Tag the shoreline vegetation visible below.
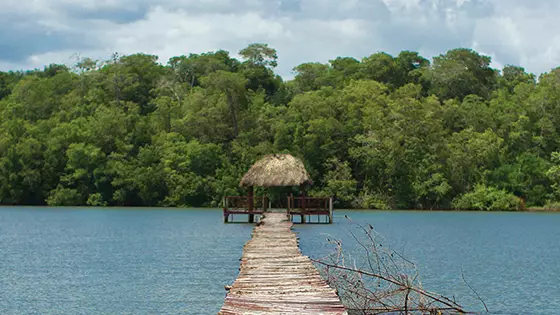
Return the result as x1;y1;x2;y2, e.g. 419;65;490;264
2;205;560;213
1;44;560;211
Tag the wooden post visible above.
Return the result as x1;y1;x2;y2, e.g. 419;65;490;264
248;186;254;223
287;195;291;221
288;194;292;212
223;197;229;223
329;197;333;224
264;196;268;212
248;186;254;211
300;183;306;212
291;194;294;210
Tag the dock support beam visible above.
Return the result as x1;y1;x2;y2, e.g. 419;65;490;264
329;197;333;224
223;197;229;223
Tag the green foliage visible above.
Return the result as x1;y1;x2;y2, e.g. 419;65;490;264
239;43;278;69
47;187;82;206
1;45;559;210
424;48;497;100
544;202;560;211
87;193;107;206
547;152;560;201
312;158;357;207
452;185;522;211
355;189;391;210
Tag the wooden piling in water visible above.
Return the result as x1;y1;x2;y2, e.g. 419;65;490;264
219;212;347;314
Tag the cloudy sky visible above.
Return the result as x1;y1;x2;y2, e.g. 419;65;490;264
1;0;559;78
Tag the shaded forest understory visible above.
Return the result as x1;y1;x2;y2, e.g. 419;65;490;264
1;44;560;210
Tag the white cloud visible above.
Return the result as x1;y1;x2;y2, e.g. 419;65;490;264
100;7;288;60
1;0;559;77
472;1;560;73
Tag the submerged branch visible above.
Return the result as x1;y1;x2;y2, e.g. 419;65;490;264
461;269;489;312
312;217;473;315
312;259;467;314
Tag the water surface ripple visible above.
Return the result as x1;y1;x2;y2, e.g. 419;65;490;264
1;208;558;314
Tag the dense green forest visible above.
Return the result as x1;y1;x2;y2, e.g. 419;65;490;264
1;44;560;210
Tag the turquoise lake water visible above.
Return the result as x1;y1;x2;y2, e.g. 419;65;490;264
1;207;559;314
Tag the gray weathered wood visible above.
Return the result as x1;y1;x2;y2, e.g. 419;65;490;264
219;212;347;314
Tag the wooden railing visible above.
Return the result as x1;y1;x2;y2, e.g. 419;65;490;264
223;196;268;213
288;196;332;214
223;195;334;223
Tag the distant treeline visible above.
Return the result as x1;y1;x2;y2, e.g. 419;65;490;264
1;44;560;210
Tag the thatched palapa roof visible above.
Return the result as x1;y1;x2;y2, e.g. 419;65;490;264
240;154;312;187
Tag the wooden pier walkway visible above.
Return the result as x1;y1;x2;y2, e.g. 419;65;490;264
219;212;347;315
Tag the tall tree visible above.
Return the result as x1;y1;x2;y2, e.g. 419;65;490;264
201;71;248;139
239;43;281;98
239;43;278;69
423;48;497;100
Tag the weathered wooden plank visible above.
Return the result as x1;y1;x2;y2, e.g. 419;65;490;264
219;212;347;315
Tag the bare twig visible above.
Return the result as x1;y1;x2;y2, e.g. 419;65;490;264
461;269;489;312
312;216;471;315
312;259;466;313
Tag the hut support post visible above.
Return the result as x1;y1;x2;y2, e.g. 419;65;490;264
300;184;306;212
248;186;254;223
300;184;307;224
287;195;292;222
264;195;269;212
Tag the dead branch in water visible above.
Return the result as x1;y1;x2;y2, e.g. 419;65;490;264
311;216;472;315
461;269;489;313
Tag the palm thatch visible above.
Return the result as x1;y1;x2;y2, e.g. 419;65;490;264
240;154;312;187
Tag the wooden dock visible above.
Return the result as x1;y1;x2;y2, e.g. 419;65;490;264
219;212;347;315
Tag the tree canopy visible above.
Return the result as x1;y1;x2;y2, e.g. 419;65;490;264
1;45;559;210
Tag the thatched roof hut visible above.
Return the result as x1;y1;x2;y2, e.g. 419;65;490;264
240;154;312;187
